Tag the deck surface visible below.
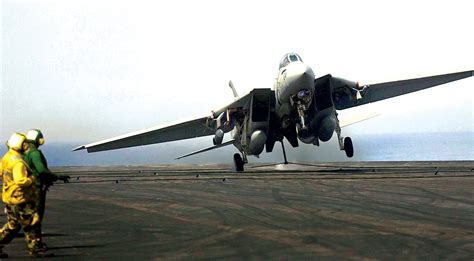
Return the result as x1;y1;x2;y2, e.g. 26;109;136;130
1;161;473;260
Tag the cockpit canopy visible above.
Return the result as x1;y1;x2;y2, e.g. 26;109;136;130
279;53;303;69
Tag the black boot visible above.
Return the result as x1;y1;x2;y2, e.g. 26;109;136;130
0;246;8;258
29;250;54;258
37;242;48;251
29;245;54;258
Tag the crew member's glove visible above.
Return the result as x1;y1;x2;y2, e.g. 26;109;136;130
58;175;71;183
41;176;55;187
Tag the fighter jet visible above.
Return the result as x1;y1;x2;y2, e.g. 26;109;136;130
74;53;473;171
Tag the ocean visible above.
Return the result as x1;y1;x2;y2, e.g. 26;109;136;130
0;132;472;166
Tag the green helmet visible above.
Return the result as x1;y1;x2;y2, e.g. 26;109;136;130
26;129;44;146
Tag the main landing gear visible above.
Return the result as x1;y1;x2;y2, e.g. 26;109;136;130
233;153;247;172
335;113;354;158
343;137;354;158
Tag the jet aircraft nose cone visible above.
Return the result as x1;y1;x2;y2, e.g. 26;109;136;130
277;61;316;104
286;62;314;82
285;62;315;90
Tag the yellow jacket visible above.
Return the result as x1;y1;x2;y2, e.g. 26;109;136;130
1;150;37;205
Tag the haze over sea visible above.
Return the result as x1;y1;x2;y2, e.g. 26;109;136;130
1;132;471;167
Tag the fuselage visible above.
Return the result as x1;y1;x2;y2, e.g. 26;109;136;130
274;53;315;118
233;53;334;157
273;53;337;146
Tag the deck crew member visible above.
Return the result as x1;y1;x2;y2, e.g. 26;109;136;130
0;133;50;257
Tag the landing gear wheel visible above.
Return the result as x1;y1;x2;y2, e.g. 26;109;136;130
344;137;354;158
233;153;244;172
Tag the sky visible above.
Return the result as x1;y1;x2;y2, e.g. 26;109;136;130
1;0;473;162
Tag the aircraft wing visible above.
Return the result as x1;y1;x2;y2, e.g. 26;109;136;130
74;92;253;153
333;70;473;110
211;91;253;117
73;115;215;153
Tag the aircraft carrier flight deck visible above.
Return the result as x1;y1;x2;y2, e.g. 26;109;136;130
1;161;473;259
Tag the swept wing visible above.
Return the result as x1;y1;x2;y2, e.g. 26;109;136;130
74;92;253;153
333;70;473;110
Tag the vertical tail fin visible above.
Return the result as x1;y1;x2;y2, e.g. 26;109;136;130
229;80;239;98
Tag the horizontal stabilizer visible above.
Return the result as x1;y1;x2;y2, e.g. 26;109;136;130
72;145;85;151
229;80;239;98
339;112;380;128
176;139;235;160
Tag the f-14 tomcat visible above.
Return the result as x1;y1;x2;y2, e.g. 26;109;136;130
74;53;473;171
